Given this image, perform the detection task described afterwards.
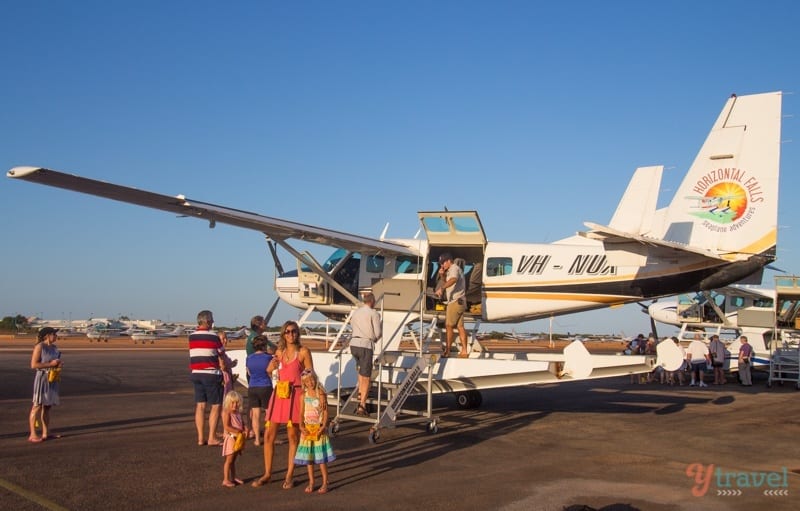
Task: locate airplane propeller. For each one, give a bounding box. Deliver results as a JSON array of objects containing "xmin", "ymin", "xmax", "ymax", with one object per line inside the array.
[{"xmin": 637, "ymin": 299, "xmax": 659, "ymax": 339}]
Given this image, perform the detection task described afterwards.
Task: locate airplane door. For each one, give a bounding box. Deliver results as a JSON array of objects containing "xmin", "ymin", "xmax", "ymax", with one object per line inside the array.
[
  {"xmin": 677, "ymin": 294, "xmax": 703, "ymax": 323},
  {"xmin": 296, "ymin": 252, "xmax": 329, "ymax": 305},
  {"xmin": 418, "ymin": 211, "xmax": 487, "ymax": 316}
]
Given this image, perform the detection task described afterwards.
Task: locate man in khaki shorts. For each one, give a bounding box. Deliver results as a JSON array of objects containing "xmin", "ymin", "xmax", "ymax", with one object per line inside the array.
[{"xmin": 435, "ymin": 253, "xmax": 469, "ymax": 358}]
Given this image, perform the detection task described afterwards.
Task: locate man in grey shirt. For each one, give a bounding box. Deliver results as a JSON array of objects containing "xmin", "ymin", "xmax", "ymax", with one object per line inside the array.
[
  {"xmin": 435, "ymin": 253, "xmax": 469, "ymax": 358},
  {"xmin": 349, "ymin": 292, "xmax": 382, "ymax": 416}
]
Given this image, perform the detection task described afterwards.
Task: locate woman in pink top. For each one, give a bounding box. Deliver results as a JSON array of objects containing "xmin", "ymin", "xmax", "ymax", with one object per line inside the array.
[{"xmin": 252, "ymin": 321, "xmax": 314, "ymax": 490}]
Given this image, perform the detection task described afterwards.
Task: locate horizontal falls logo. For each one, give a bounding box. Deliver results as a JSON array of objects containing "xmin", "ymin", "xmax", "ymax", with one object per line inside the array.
[
  {"xmin": 686, "ymin": 463, "xmax": 790, "ymax": 497},
  {"xmin": 687, "ymin": 167, "xmax": 764, "ymax": 233}
]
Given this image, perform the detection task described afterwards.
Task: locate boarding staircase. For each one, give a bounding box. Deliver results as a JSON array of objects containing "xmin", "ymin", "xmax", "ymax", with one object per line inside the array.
[{"xmin": 320, "ymin": 282, "xmax": 452, "ymax": 443}]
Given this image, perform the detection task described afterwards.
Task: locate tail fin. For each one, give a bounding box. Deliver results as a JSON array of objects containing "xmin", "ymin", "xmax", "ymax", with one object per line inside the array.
[
  {"xmin": 608, "ymin": 165, "xmax": 663, "ymax": 235},
  {"xmin": 658, "ymin": 92, "xmax": 782, "ymax": 261}
]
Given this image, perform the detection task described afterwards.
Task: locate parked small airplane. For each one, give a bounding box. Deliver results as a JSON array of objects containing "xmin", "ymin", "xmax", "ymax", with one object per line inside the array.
[
  {"xmin": 648, "ymin": 284, "xmax": 776, "ymax": 369},
  {"xmin": 648, "ymin": 285, "xmax": 775, "ymax": 331},
  {"xmin": 131, "ymin": 325, "xmax": 186, "ymax": 344},
  {"xmin": 222, "ymin": 327, "xmax": 248, "ymax": 340},
  {"xmin": 7, "ymin": 92, "xmax": 783, "ymax": 410},
  {"xmin": 86, "ymin": 325, "xmax": 123, "ymax": 342}
]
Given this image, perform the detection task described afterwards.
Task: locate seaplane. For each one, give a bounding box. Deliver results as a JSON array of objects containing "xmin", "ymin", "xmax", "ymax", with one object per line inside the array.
[
  {"xmin": 648, "ymin": 275, "xmax": 800, "ymax": 380},
  {"xmin": 647, "ymin": 285, "xmax": 776, "ymax": 370},
  {"xmin": 7, "ymin": 92, "xmax": 783, "ymax": 433}
]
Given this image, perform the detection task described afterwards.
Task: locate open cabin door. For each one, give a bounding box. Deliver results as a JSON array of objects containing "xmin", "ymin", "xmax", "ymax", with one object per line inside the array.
[
  {"xmin": 296, "ymin": 251, "xmax": 330, "ymax": 305},
  {"xmin": 418, "ymin": 211, "xmax": 487, "ymax": 316}
]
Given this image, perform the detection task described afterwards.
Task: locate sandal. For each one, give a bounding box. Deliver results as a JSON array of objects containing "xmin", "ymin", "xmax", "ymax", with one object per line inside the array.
[
  {"xmin": 282, "ymin": 479, "xmax": 293, "ymax": 490},
  {"xmin": 251, "ymin": 475, "xmax": 270, "ymax": 488},
  {"xmin": 317, "ymin": 484, "xmax": 328, "ymax": 494},
  {"xmin": 355, "ymin": 405, "xmax": 369, "ymax": 417},
  {"xmin": 304, "ymin": 485, "xmax": 313, "ymax": 494}
]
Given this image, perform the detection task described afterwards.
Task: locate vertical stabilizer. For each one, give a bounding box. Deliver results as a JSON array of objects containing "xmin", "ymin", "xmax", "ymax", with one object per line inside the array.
[
  {"xmin": 659, "ymin": 92, "xmax": 782, "ymax": 261},
  {"xmin": 609, "ymin": 165, "xmax": 663, "ymax": 235}
]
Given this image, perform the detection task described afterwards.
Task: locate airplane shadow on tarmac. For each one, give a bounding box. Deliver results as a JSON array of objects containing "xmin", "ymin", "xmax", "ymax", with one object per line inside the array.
[{"xmin": 321, "ymin": 379, "xmax": 742, "ymax": 491}]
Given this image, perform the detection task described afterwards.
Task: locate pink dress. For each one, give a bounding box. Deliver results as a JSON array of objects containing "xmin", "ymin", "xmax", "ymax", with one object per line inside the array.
[
  {"xmin": 265, "ymin": 351, "xmax": 303, "ymax": 425},
  {"xmin": 221, "ymin": 412, "xmax": 243, "ymax": 456}
]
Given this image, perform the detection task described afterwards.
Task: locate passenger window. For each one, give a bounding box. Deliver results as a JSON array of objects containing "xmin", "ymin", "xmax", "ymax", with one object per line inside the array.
[
  {"xmin": 486, "ymin": 257, "xmax": 512, "ymax": 277},
  {"xmin": 366, "ymin": 255, "xmax": 385, "ymax": 273},
  {"xmin": 395, "ymin": 255, "xmax": 421, "ymax": 274}
]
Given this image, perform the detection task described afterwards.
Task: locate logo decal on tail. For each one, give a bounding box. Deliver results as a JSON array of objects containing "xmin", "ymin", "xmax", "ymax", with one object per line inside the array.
[{"xmin": 687, "ymin": 167, "xmax": 764, "ymax": 232}]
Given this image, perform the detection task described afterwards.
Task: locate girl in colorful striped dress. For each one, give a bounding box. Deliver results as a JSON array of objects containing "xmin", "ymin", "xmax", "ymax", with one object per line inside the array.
[{"xmin": 294, "ymin": 369, "xmax": 335, "ymax": 494}]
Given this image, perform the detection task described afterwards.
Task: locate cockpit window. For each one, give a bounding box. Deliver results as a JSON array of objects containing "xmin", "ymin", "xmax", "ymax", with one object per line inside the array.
[
  {"xmin": 300, "ymin": 248, "xmax": 353, "ymax": 273},
  {"xmin": 322, "ymin": 248, "xmax": 348, "ymax": 272}
]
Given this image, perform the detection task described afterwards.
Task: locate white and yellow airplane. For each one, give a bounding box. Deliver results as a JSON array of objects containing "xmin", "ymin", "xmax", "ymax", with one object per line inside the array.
[{"xmin": 6, "ymin": 91, "xmax": 783, "ymax": 411}]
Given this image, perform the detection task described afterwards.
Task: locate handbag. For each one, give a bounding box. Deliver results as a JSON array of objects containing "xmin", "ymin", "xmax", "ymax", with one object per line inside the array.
[
  {"xmin": 232, "ymin": 432, "xmax": 245, "ymax": 453},
  {"xmin": 305, "ymin": 423, "xmax": 321, "ymax": 442},
  {"xmin": 276, "ymin": 380, "xmax": 291, "ymax": 399},
  {"xmin": 48, "ymin": 367, "xmax": 62, "ymax": 383}
]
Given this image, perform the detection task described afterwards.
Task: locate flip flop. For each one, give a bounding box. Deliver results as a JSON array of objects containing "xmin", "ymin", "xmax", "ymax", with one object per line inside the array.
[
  {"xmin": 27, "ymin": 437, "xmax": 43, "ymax": 443},
  {"xmin": 282, "ymin": 479, "xmax": 293, "ymax": 490},
  {"xmin": 317, "ymin": 485, "xmax": 328, "ymax": 494},
  {"xmin": 222, "ymin": 481, "xmax": 236, "ymax": 488},
  {"xmin": 304, "ymin": 485, "xmax": 313, "ymax": 494}
]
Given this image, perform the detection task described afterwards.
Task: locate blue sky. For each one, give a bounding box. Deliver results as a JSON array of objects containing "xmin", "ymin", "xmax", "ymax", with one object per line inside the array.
[{"xmin": 1, "ymin": 1, "xmax": 797, "ymax": 335}]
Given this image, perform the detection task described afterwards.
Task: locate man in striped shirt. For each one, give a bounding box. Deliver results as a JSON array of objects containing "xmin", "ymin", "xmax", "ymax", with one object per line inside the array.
[{"xmin": 189, "ymin": 310, "xmax": 227, "ymax": 446}]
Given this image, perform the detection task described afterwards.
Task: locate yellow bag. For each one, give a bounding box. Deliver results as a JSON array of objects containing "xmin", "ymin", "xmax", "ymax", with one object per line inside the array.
[
  {"xmin": 305, "ymin": 423, "xmax": 321, "ymax": 442},
  {"xmin": 276, "ymin": 380, "xmax": 291, "ymax": 399},
  {"xmin": 232, "ymin": 432, "xmax": 245, "ymax": 453},
  {"xmin": 48, "ymin": 367, "xmax": 61, "ymax": 383}
]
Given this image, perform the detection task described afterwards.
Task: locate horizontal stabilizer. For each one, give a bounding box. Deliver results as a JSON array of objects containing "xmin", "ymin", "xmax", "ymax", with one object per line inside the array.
[{"xmin": 580, "ymin": 221, "xmax": 725, "ymax": 260}]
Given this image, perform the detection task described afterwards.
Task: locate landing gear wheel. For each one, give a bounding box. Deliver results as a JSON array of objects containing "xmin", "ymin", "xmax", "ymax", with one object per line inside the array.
[
  {"xmin": 456, "ymin": 390, "xmax": 482, "ymax": 409},
  {"xmin": 427, "ymin": 421, "xmax": 439, "ymax": 434},
  {"xmin": 328, "ymin": 420, "xmax": 340, "ymax": 438},
  {"xmin": 368, "ymin": 427, "xmax": 381, "ymax": 444}
]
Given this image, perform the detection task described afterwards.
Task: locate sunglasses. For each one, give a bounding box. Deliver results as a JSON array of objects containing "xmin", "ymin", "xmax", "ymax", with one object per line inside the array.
[{"xmin": 285, "ymin": 329, "xmax": 299, "ymax": 334}]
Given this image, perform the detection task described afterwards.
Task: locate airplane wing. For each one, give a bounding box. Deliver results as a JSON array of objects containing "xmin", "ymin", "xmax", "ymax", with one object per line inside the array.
[{"xmin": 7, "ymin": 166, "xmax": 419, "ymax": 257}]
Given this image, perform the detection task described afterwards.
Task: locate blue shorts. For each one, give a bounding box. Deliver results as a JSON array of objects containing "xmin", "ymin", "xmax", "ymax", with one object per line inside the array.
[{"xmin": 191, "ymin": 373, "xmax": 223, "ymax": 405}]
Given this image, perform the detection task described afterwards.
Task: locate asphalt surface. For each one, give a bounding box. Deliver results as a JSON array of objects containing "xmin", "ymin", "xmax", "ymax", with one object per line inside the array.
[{"xmin": 1, "ymin": 344, "xmax": 798, "ymax": 511}]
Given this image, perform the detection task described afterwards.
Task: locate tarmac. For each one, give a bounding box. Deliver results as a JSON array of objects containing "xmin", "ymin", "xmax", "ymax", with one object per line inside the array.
[{"xmin": 1, "ymin": 338, "xmax": 798, "ymax": 511}]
